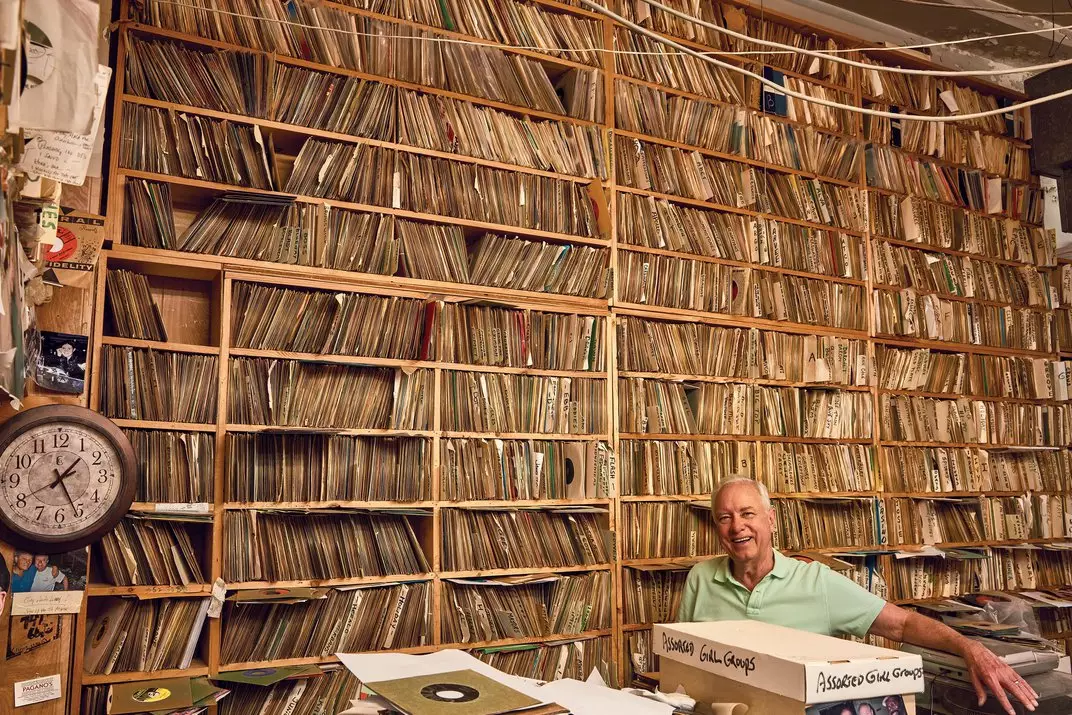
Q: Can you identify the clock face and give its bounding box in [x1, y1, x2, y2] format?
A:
[0, 422, 125, 543]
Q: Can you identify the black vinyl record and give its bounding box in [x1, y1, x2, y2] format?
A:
[420, 683, 481, 704]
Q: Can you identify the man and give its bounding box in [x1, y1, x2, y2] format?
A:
[29, 554, 68, 592]
[678, 478, 1038, 715]
[10, 551, 35, 592]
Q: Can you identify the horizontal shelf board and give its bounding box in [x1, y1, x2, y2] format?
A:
[226, 425, 435, 437]
[615, 184, 865, 237]
[223, 501, 436, 510]
[110, 419, 217, 432]
[441, 499, 612, 508]
[105, 246, 608, 315]
[621, 492, 880, 502]
[122, 94, 598, 185]
[879, 440, 1065, 450]
[125, 23, 599, 128]
[87, 584, 213, 597]
[129, 502, 213, 514]
[618, 243, 867, 287]
[219, 647, 435, 672]
[865, 184, 1042, 228]
[612, 127, 860, 189]
[877, 388, 1055, 405]
[227, 574, 435, 589]
[872, 282, 1043, 311]
[881, 491, 1031, 498]
[440, 564, 611, 578]
[613, 302, 869, 340]
[444, 629, 613, 651]
[875, 235, 1045, 270]
[118, 169, 609, 247]
[441, 431, 609, 440]
[101, 335, 220, 354]
[227, 348, 607, 378]
[617, 370, 870, 391]
[618, 434, 873, 444]
[82, 665, 209, 686]
[873, 335, 1055, 360]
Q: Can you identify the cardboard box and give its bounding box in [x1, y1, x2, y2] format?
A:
[655, 621, 923, 712]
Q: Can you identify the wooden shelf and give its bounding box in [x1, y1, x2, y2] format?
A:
[227, 574, 436, 590]
[871, 140, 1037, 188]
[439, 629, 614, 652]
[875, 234, 1047, 271]
[866, 183, 1042, 228]
[441, 431, 609, 441]
[101, 335, 220, 354]
[226, 425, 435, 438]
[228, 347, 607, 379]
[618, 370, 870, 391]
[879, 440, 1064, 450]
[877, 388, 1055, 405]
[441, 564, 612, 579]
[87, 584, 213, 598]
[614, 303, 870, 340]
[219, 647, 436, 672]
[122, 94, 600, 185]
[108, 245, 609, 314]
[124, 23, 600, 129]
[873, 335, 1056, 360]
[110, 418, 217, 432]
[82, 665, 209, 686]
[223, 501, 436, 511]
[872, 282, 1046, 311]
[616, 184, 866, 238]
[618, 243, 867, 287]
[612, 127, 860, 189]
[619, 434, 873, 444]
[621, 492, 880, 502]
[118, 168, 609, 248]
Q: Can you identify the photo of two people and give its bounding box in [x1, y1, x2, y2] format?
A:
[8, 549, 87, 594]
[812, 695, 906, 715]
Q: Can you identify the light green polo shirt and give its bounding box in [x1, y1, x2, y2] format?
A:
[676, 550, 886, 638]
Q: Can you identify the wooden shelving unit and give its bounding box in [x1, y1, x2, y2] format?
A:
[73, 0, 1072, 708]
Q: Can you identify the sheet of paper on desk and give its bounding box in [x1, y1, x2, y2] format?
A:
[337, 649, 545, 699]
[534, 678, 674, 715]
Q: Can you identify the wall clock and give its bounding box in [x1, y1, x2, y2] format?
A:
[0, 404, 136, 552]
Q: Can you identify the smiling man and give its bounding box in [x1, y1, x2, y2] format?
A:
[677, 478, 1038, 715]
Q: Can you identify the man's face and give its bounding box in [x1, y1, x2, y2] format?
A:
[33, 555, 48, 571]
[16, 553, 31, 571]
[857, 704, 876, 715]
[713, 483, 775, 563]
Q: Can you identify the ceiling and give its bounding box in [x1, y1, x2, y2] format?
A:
[820, 0, 1072, 64]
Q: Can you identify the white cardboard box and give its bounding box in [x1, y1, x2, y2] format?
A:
[654, 620, 924, 705]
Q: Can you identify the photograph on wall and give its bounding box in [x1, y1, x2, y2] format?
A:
[10, 546, 87, 615]
[33, 330, 87, 394]
[807, 695, 907, 715]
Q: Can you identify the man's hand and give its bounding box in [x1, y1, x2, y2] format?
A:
[962, 639, 1038, 714]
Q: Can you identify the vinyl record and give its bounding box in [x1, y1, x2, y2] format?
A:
[420, 683, 480, 703]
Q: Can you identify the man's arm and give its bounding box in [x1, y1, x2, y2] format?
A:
[868, 603, 1038, 715]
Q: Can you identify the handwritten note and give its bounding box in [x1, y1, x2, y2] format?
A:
[20, 65, 111, 185]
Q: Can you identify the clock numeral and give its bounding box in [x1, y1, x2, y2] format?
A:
[80, 437, 86, 451]
[91, 451, 102, 466]
[52, 433, 70, 449]
[91, 490, 100, 503]
[54, 509, 65, 524]
[97, 469, 112, 484]
[34, 505, 44, 521]
[3, 473, 18, 488]
[32, 438, 44, 454]
[15, 493, 26, 508]
[15, 455, 31, 470]
[73, 504, 84, 518]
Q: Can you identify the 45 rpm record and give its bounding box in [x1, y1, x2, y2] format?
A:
[420, 683, 480, 703]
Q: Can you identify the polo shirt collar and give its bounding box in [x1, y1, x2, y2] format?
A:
[712, 549, 789, 583]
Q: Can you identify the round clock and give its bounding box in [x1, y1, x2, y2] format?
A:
[0, 405, 136, 553]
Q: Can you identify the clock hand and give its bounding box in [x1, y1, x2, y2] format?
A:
[29, 459, 83, 496]
[58, 478, 77, 508]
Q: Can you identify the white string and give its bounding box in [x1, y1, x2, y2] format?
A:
[578, 0, 1072, 123]
[142, 0, 1072, 71]
[886, 0, 1072, 16]
[641, 0, 1072, 76]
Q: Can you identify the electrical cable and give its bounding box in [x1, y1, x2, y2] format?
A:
[143, 0, 1072, 66]
[139, 0, 1072, 121]
[578, 0, 1072, 122]
[642, 0, 1072, 76]
[886, 0, 1072, 16]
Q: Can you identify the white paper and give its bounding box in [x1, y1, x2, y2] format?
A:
[0, 0, 19, 51]
[13, 674, 61, 706]
[338, 649, 544, 697]
[19, 0, 99, 133]
[535, 678, 674, 715]
[11, 590, 82, 615]
[20, 65, 110, 185]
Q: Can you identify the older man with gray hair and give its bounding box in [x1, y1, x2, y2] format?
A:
[677, 477, 1037, 715]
